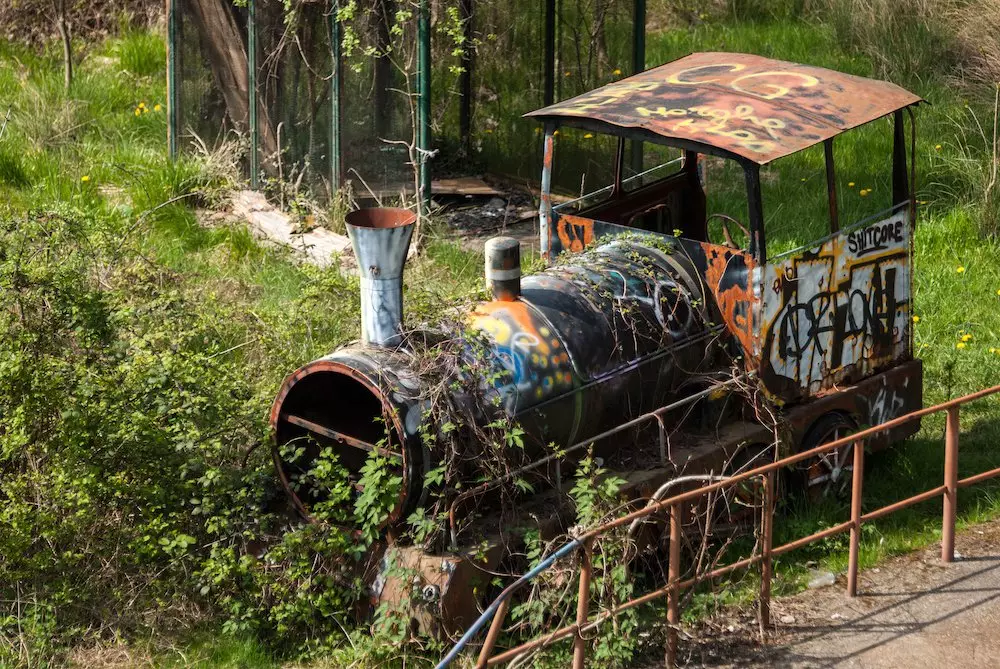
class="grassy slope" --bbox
[2,12,1000,668]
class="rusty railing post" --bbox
[942,406,960,562]
[666,502,682,667]
[476,597,510,668]
[847,439,865,597]
[573,539,593,669]
[759,472,774,632]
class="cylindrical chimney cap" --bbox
[346,207,416,347]
[485,237,521,302]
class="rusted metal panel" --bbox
[758,207,912,400]
[526,52,922,164]
[550,213,760,364]
[698,242,758,364]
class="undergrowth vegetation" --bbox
[4,1,1000,667]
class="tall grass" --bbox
[114,30,166,77]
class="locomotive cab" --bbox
[528,51,924,494]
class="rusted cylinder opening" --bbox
[270,352,421,530]
[346,208,416,347]
[485,236,521,302]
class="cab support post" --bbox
[539,123,555,259]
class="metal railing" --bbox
[438,383,1000,669]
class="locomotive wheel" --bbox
[797,413,858,502]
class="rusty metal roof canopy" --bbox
[525,52,923,164]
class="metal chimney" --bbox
[485,237,521,301]
[346,207,416,347]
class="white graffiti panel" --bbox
[759,209,911,396]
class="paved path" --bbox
[683,518,1000,668]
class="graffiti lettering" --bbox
[636,103,785,154]
[761,211,911,395]
[729,71,820,100]
[847,219,904,257]
[868,380,907,426]
[609,269,695,339]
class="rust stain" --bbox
[527,52,922,164]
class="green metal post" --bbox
[543,0,556,106]
[418,0,432,209]
[166,0,179,160]
[328,3,343,191]
[248,0,260,190]
[629,0,645,175]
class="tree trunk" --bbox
[186,0,279,163]
[53,0,72,92]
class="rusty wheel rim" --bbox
[805,425,853,501]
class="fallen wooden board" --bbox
[431,177,502,197]
[357,177,503,200]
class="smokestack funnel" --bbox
[346,207,416,347]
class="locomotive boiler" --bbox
[270,208,734,535]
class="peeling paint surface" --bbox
[527,52,922,164]
[759,209,912,398]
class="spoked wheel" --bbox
[798,413,858,502]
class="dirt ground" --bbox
[670,518,1000,668]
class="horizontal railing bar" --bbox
[454,383,1000,668]
[958,466,1000,488]
[860,485,947,523]
[772,520,853,557]
[448,369,750,547]
[282,414,403,460]
[487,552,764,666]
[583,384,1000,540]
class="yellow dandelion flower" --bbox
[80,175,90,182]
[996,289,1000,296]
[134,108,141,117]
[912,315,920,323]
[154,103,162,112]
[613,68,622,76]
[991,347,997,354]
[584,133,594,139]
[957,342,967,349]
[957,266,966,274]
[935,144,942,150]
[860,189,869,197]
[962,333,973,342]
[138,102,146,109]
[848,182,855,187]
[801,177,807,182]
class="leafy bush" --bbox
[0,206,386,664]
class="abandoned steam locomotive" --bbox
[270,52,924,626]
